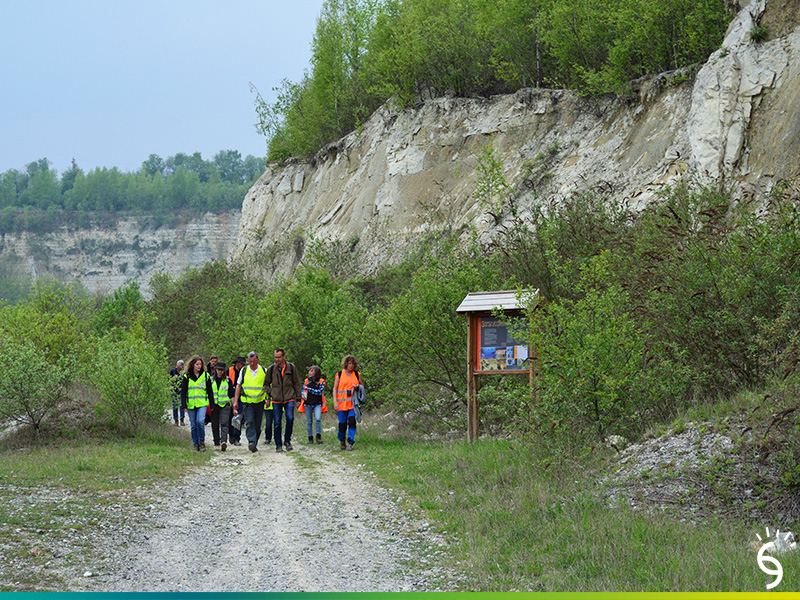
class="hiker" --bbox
[302,365,327,444]
[211,362,234,451]
[232,351,269,453]
[180,355,214,452]
[227,356,246,446]
[169,359,185,426]
[266,348,301,452]
[333,355,364,451]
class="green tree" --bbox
[92,323,172,435]
[0,336,69,441]
[531,252,650,442]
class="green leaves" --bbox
[92,323,172,435]
[0,337,69,439]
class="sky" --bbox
[0,0,324,175]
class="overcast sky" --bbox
[0,0,323,174]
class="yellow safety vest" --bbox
[241,366,270,408]
[186,372,210,410]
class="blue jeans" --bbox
[241,402,264,447]
[187,406,207,446]
[306,404,322,437]
[273,400,295,448]
[337,408,356,444]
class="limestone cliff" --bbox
[234,0,800,279]
[0,211,240,298]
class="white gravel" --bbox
[62,434,457,592]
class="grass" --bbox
[0,421,208,591]
[345,418,800,592]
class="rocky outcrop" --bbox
[0,211,240,298]
[234,0,800,280]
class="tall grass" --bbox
[353,423,800,591]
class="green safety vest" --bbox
[213,377,231,407]
[241,366,270,408]
[186,372,210,410]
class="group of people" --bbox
[169,350,365,454]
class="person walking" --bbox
[333,355,364,451]
[211,362,234,451]
[266,348,301,453]
[169,359,185,426]
[232,351,269,453]
[227,356,246,446]
[180,355,214,452]
[302,365,327,444]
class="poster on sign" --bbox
[477,316,529,371]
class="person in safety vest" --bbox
[232,351,270,453]
[211,362,234,451]
[169,359,185,426]
[227,356,246,446]
[180,355,214,452]
[266,348,301,453]
[301,365,327,444]
[333,354,364,451]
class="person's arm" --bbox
[332,372,340,411]
[205,377,214,411]
[232,385,242,415]
[227,377,235,400]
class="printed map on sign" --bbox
[478,316,529,371]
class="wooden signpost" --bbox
[456,289,539,442]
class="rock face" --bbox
[0,211,240,298]
[234,0,800,279]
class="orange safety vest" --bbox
[335,370,359,411]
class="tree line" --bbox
[256,0,734,161]
[0,150,264,234]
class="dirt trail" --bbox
[64,437,453,592]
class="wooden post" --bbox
[466,315,477,442]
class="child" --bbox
[302,366,327,444]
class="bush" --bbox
[0,337,70,441]
[91,323,172,435]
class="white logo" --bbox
[756,527,797,590]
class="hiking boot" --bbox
[340,441,347,450]
[248,443,257,453]
[276,446,283,453]
[194,444,199,451]
[346,443,354,451]
[199,443,206,452]
[180,419,185,426]
[316,434,323,444]
[285,442,293,451]
[174,419,179,426]
[221,442,227,452]
[308,436,314,443]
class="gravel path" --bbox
[63,432,455,592]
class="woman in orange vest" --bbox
[333,354,363,451]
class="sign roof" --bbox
[456,289,539,313]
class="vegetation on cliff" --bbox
[255,0,733,160]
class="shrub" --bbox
[91,323,172,435]
[0,337,70,441]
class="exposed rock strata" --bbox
[234,0,800,280]
[0,211,240,297]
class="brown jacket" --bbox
[266,361,302,403]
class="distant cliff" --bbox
[0,211,240,298]
[233,0,800,280]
